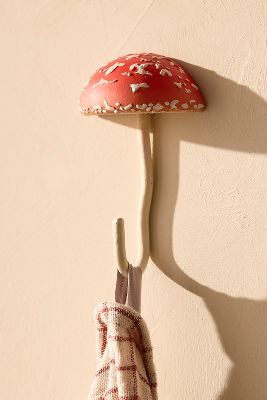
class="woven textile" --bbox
[88,265,158,400]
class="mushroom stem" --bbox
[113,114,153,276]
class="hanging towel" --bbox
[87,264,158,400]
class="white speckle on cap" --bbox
[194,105,198,109]
[153,103,164,111]
[190,100,196,103]
[122,72,132,76]
[105,62,125,76]
[125,54,140,60]
[160,68,172,77]
[181,103,188,109]
[174,82,182,88]
[92,78,118,88]
[103,99,114,111]
[148,103,153,106]
[170,61,175,66]
[192,83,199,90]
[114,109,118,113]
[129,63,153,75]
[115,102,120,107]
[170,99,179,109]
[123,104,132,111]
[164,102,170,106]
[197,104,205,109]
[185,88,192,93]
[130,83,149,93]
[146,107,152,111]
[93,105,102,110]
[136,104,147,110]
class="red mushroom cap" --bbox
[79,53,206,115]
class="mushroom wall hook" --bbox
[79,53,206,277]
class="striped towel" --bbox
[88,264,158,400]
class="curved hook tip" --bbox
[112,217,128,276]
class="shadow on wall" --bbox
[100,62,267,399]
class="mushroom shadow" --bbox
[101,63,267,399]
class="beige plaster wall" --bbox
[0,1,267,399]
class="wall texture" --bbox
[0,1,267,399]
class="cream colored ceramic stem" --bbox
[113,115,153,277]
